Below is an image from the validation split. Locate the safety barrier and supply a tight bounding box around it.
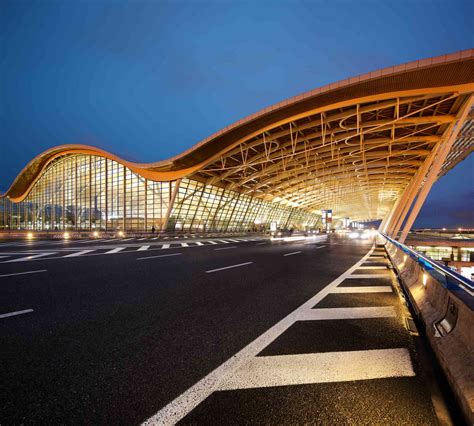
[380,233,473,423]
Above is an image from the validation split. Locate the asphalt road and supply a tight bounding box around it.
[0,234,456,424]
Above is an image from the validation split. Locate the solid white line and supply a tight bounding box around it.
[62,250,95,258]
[297,306,396,320]
[346,274,390,279]
[214,246,237,251]
[5,252,56,263]
[105,247,125,254]
[358,265,387,269]
[195,242,204,246]
[137,253,182,260]
[205,262,253,273]
[331,286,393,293]
[0,309,34,319]
[137,245,150,251]
[143,246,375,425]
[181,243,189,247]
[161,243,170,249]
[0,269,47,278]
[283,251,301,257]
[219,349,414,390]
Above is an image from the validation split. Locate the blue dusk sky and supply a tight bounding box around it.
[1,0,473,227]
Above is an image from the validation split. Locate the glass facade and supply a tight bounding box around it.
[0,154,320,233]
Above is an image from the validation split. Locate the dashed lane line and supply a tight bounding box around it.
[205,262,253,274]
[5,253,57,263]
[143,246,375,425]
[0,309,34,319]
[0,270,47,278]
[136,253,182,261]
[63,250,95,258]
[214,246,237,251]
[283,251,302,256]
[105,247,125,254]
[331,286,393,293]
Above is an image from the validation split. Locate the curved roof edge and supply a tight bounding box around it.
[3,49,474,202]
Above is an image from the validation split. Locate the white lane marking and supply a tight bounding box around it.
[137,245,150,252]
[207,241,218,245]
[161,243,170,249]
[219,349,414,390]
[206,262,253,273]
[63,250,95,258]
[137,253,182,260]
[143,246,375,425]
[214,246,237,251]
[369,255,385,258]
[218,240,230,244]
[315,245,326,249]
[138,238,148,240]
[0,255,9,259]
[240,239,248,242]
[227,239,239,243]
[181,243,189,247]
[358,265,387,269]
[195,242,204,246]
[151,237,159,240]
[0,309,34,319]
[0,269,47,278]
[346,274,390,279]
[297,306,396,320]
[5,252,56,263]
[331,286,393,293]
[105,247,125,254]
[121,238,134,241]
[283,251,301,257]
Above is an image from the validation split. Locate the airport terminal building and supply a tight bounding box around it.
[1,50,473,234]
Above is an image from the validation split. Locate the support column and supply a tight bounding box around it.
[399,96,473,243]
[162,179,181,232]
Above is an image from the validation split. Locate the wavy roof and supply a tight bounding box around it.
[3,49,474,220]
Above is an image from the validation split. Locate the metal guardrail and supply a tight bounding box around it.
[381,232,474,297]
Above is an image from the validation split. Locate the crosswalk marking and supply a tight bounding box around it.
[105,247,125,254]
[331,286,393,293]
[208,241,218,245]
[218,349,414,390]
[181,243,189,247]
[359,265,387,269]
[346,274,390,279]
[195,242,204,246]
[63,250,95,258]
[137,245,150,251]
[297,306,397,320]
[161,243,170,249]
[6,252,56,263]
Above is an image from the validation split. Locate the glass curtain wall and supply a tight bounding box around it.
[0,154,320,232]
